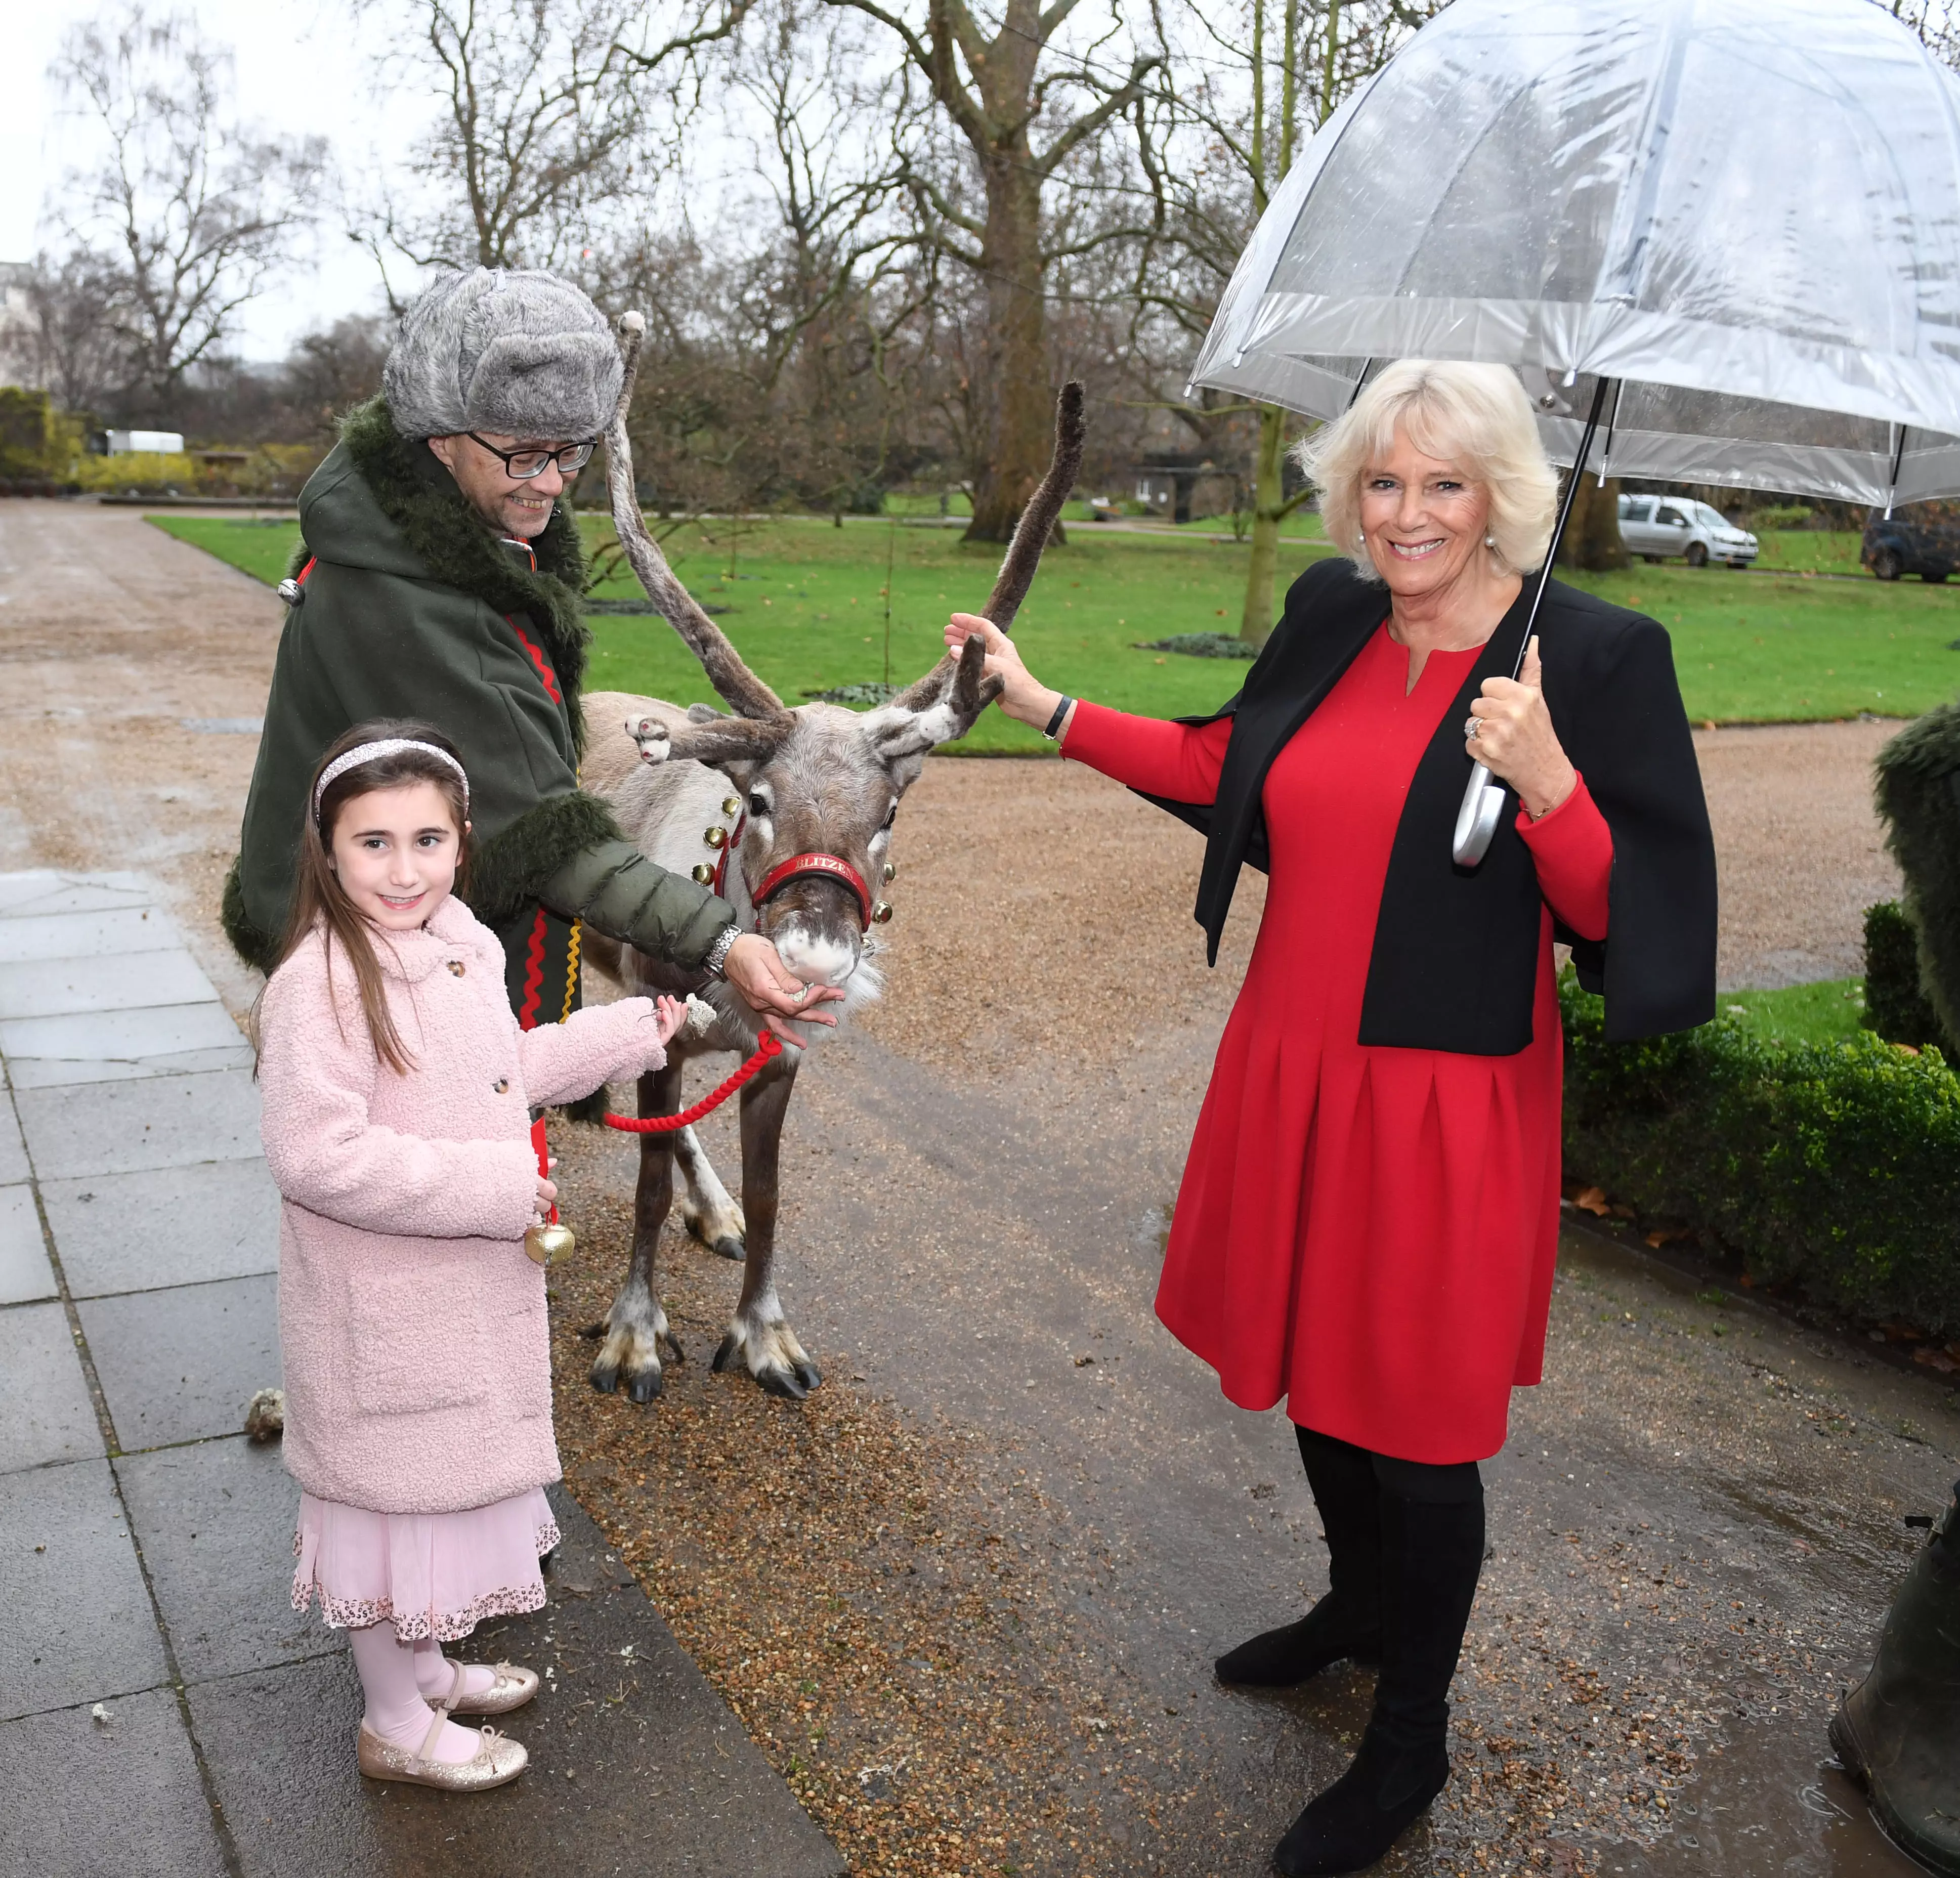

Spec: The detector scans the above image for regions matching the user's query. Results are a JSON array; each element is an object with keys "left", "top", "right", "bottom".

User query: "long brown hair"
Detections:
[{"left": 253, "top": 720, "right": 472, "bottom": 1076}]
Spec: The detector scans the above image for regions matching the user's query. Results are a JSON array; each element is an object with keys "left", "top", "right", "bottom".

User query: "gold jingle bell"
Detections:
[
  {"left": 722, "top": 796, "right": 742, "bottom": 817},
  {"left": 882, "top": 861, "right": 897, "bottom": 881},
  {"left": 691, "top": 862, "right": 716, "bottom": 884},
  {"left": 871, "top": 900, "right": 893, "bottom": 924},
  {"left": 703, "top": 825, "right": 728, "bottom": 849},
  {"left": 525, "top": 1220, "right": 576, "bottom": 1266}
]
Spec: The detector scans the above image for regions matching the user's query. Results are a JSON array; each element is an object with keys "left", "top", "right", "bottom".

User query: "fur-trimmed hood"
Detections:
[{"left": 301, "top": 397, "right": 594, "bottom": 754}]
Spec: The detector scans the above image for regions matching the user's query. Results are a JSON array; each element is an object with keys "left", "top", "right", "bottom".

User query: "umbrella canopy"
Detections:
[{"left": 1189, "top": 0, "right": 1960, "bottom": 506}]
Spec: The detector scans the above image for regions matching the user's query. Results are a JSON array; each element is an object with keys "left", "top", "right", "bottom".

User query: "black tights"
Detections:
[{"left": 1295, "top": 1423, "right": 1483, "bottom": 1506}]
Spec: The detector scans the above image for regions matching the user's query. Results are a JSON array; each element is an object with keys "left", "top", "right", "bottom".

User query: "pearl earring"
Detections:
[{"left": 1484, "top": 534, "right": 1497, "bottom": 548}]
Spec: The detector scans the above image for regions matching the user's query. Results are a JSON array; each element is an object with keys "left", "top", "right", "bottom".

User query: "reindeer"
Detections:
[{"left": 579, "top": 311, "right": 1085, "bottom": 1404}]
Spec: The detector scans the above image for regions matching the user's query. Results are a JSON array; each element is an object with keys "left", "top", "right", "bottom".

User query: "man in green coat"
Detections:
[{"left": 224, "top": 267, "right": 823, "bottom": 1037}]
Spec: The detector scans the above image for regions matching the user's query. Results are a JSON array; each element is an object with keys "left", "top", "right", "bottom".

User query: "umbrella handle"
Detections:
[
  {"left": 1449, "top": 374, "right": 1614, "bottom": 870},
  {"left": 1452, "top": 761, "right": 1507, "bottom": 866}
]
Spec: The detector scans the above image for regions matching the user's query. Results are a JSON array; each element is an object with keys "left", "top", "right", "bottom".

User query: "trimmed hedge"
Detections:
[
  {"left": 1560, "top": 972, "right": 1960, "bottom": 1340},
  {"left": 1862, "top": 899, "right": 1957, "bottom": 1054}
]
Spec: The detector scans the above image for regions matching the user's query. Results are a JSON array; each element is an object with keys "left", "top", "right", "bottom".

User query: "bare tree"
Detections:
[
  {"left": 356, "top": 0, "right": 754, "bottom": 289},
  {"left": 1140, "top": 0, "right": 1438, "bottom": 641},
  {"left": 3, "top": 249, "right": 134, "bottom": 415},
  {"left": 51, "top": 4, "right": 325, "bottom": 419},
  {"left": 817, "top": 0, "right": 1163, "bottom": 541}
]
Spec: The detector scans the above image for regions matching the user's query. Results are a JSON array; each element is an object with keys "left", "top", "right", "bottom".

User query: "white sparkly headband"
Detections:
[{"left": 313, "top": 739, "right": 470, "bottom": 822}]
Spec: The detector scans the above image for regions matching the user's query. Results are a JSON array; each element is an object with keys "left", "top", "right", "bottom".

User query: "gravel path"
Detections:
[
  {"left": 1693, "top": 721, "right": 1902, "bottom": 989},
  {"left": 4, "top": 498, "right": 1952, "bottom": 1877}
]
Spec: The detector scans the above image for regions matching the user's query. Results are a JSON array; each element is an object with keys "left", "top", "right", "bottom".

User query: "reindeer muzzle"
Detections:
[{"left": 751, "top": 853, "right": 874, "bottom": 929}]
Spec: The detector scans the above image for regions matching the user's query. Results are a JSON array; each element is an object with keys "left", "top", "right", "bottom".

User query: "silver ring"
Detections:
[{"left": 1464, "top": 715, "right": 1482, "bottom": 741}]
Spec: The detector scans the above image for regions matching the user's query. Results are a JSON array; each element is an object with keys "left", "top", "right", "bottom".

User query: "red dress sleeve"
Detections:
[
  {"left": 1060, "top": 701, "right": 1234, "bottom": 805},
  {"left": 1515, "top": 771, "right": 1613, "bottom": 941}
]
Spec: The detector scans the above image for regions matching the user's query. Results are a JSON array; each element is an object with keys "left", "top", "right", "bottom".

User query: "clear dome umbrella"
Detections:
[{"left": 1187, "top": 0, "right": 1960, "bottom": 861}]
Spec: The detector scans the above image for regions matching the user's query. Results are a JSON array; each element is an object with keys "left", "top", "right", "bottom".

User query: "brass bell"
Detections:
[
  {"left": 524, "top": 1220, "right": 576, "bottom": 1266},
  {"left": 871, "top": 900, "right": 893, "bottom": 923},
  {"left": 691, "top": 862, "right": 716, "bottom": 884},
  {"left": 882, "top": 862, "right": 897, "bottom": 882},
  {"left": 722, "top": 797, "right": 741, "bottom": 817},
  {"left": 703, "top": 825, "right": 728, "bottom": 849}
]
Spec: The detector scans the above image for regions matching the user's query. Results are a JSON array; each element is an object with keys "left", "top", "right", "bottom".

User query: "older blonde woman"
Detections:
[{"left": 946, "top": 361, "right": 1715, "bottom": 1875}]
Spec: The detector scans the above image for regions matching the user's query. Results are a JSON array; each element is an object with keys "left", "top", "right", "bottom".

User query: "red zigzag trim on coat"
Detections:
[
  {"left": 507, "top": 616, "right": 563, "bottom": 703},
  {"left": 518, "top": 908, "right": 547, "bottom": 1030}
]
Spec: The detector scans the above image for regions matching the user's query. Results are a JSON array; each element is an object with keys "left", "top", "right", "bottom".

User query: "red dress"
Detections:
[{"left": 1064, "top": 623, "right": 1614, "bottom": 1463}]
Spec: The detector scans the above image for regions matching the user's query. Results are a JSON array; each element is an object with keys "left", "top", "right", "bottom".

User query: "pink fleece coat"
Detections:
[{"left": 258, "top": 895, "right": 668, "bottom": 1515}]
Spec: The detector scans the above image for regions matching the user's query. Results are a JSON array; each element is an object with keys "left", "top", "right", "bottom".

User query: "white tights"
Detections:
[{"left": 347, "top": 1621, "right": 488, "bottom": 1764}]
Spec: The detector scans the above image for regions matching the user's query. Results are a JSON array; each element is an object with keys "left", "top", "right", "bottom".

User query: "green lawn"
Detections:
[
  {"left": 150, "top": 511, "right": 1960, "bottom": 744},
  {"left": 1751, "top": 529, "right": 1864, "bottom": 575},
  {"left": 1715, "top": 978, "right": 1869, "bottom": 1047}
]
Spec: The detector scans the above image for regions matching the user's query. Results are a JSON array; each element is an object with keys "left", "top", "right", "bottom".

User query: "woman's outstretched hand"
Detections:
[
  {"left": 944, "top": 613, "right": 1073, "bottom": 736},
  {"left": 1466, "top": 636, "right": 1578, "bottom": 820}
]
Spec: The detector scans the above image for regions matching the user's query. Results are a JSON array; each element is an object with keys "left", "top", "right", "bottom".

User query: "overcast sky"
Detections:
[{"left": 7, "top": 0, "right": 403, "bottom": 360}]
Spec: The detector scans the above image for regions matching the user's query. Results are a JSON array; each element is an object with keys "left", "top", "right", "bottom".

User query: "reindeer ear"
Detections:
[{"left": 686, "top": 702, "right": 727, "bottom": 723}]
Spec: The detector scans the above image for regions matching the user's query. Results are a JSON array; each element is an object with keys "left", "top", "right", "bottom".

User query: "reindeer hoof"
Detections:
[
  {"left": 662, "top": 1330, "right": 686, "bottom": 1364},
  {"left": 590, "top": 1355, "right": 622, "bottom": 1393},
  {"left": 757, "top": 1364, "right": 810, "bottom": 1401},
  {"left": 711, "top": 1334, "right": 737, "bottom": 1374},
  {"left": 626, "top": 1367, "right": 664, "bottom": 1404},
  {"left": 710, "top": 1234, "right": 744, "bottom": 1263},
  {"left": 794, "top": 1357, "right": 823, "bottom": 1392}
]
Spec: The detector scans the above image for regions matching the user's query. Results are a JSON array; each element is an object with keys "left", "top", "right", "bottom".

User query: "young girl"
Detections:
[{"left": 255, "top": 720, "right": 685, "bottom": 1792}]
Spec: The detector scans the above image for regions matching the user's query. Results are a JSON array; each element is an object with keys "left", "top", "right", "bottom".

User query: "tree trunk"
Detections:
[
  {"left": 1559, "top": 473, "right": 1630, "bottom": 572},
  {"left": 963, "top": 155, "right": 1053, "bottom": 544},
  {"left": 1240, "top": 402, "right": 1290, "bottom": 645}
]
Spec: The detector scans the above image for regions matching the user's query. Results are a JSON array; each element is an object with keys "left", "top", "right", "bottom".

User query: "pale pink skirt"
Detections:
[{"left": 290, "top": 1486, "right": 561, "bottom": 1642}]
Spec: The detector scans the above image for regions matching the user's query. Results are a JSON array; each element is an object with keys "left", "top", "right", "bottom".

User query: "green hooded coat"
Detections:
[{"left": 224, "top": 398, "right": 732, "bottom": 1021}]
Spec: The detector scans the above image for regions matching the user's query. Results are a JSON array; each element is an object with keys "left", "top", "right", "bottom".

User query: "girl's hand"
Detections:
[
  {"left": 535, "top": 1156, "right": 558, "bottom": 1219},
  {"left": 944, "top": 613, "right": 1071, "bottom": 734},
  {"left": 652, "top": 994, "right": 687, "bottom": 1047},
  {"left": 1465, "top": 637, "right": 1577, "bottom": 820}
]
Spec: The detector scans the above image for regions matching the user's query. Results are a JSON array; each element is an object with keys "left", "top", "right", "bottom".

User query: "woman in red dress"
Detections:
[{"left": 946, "top": 361, "right": 1715, "bottom": 1876}]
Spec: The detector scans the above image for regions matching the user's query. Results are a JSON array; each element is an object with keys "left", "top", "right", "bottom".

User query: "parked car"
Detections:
[
  {"left": 1617, "top": 494, "right": 1760, "bottom": 567},
  {"left": 1862, "top": 501, "right": 1960, "bottom": 582}
]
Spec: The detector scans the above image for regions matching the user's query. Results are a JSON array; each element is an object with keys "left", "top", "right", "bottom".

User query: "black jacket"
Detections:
[{"left": 1141, "top": 558, "right": 1717, "bottom": 1054}]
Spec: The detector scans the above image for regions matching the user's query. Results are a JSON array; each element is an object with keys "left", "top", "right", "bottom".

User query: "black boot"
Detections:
[
  {"left": 1273, "top": 1459, "right": 1485, "bottom": 1877},
  {"left": 1830, "top": 1481, "right": 1960, "bottom": 1876},
  {"left": 1217, "top": 1427, "right": 1384, "bottom": 1687}
]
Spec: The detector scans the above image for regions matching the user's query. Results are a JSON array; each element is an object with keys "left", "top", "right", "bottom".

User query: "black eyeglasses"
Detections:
[{"left": 465, "top": 434, "right": 596, "bottom": 479}]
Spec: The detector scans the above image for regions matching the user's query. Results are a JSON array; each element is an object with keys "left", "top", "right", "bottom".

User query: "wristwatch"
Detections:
[{"left": 702, "top": 923, "right": 741, "bottom": 980}]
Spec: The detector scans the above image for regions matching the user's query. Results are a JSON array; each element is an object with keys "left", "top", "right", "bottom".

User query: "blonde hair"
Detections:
[{"left": 1296, "top": 361, "right": 1559, "bottom": 581}]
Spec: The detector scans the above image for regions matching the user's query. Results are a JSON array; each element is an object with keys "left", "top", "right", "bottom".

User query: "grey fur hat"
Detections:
[{"left": 382, "top": 267, "right": 622, "bottom": 442}]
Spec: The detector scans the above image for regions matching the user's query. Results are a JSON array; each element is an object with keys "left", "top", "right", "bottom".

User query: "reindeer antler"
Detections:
[
  {"left": 888, "top": 381, "right": 1087, "bottom": 715},
  {"left": 606, "top": 313, "right": 788, "bottom": 722}
]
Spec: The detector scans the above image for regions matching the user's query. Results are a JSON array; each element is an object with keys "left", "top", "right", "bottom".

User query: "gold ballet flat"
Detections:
[
  {"left": 436, "top": 1657, "right": 539, "bottom": 1717},
  {"left": 356, "top": 1714, "right": 527, "bottom": 1791}
]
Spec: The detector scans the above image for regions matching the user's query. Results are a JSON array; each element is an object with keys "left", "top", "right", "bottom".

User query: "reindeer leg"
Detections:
[
  {"left": 710, "top": 1057, "right": 820, "bottom": 1399},
  {"left": 588, "top": 1059, "right": 685, "bottom": 1403},
  {"left": 673, "top": 1123, "right": 746, "bottom": 1261}
]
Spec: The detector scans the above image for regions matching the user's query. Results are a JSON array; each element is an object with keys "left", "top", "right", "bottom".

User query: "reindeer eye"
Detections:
[
  {"left": 748, "top": 791, "right": 769, "bottom": 819},
  {"left": 882, "top": 802, "right": 898, "bottom": 831}
]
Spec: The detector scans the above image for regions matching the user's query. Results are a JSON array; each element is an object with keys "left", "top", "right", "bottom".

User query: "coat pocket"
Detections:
[{"left": 347, "top": 1261, "right": 490, "bottom": 1418}]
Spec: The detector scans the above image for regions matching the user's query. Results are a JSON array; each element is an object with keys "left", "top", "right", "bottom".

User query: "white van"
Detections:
[{"left": 1617, "top": 494, "right": 1759, "bottom": 567}]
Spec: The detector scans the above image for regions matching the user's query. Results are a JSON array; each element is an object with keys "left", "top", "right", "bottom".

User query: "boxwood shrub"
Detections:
[
  {"left": 1861, "top": 899, "right": 1956, "bottom": 1054},
  {"left": 1560, "top": 972, "right": 1960, "bottom": 1339}
]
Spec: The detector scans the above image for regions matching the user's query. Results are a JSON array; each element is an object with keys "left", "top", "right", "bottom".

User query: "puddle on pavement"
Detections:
[{"left": 1614, "top": 1718, "right": 1924, "bottom": 1877}]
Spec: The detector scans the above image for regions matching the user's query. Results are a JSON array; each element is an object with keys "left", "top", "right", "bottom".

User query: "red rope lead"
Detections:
[{"left": 601, "top": 1030, "right": 784, "bottom": 1133}]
